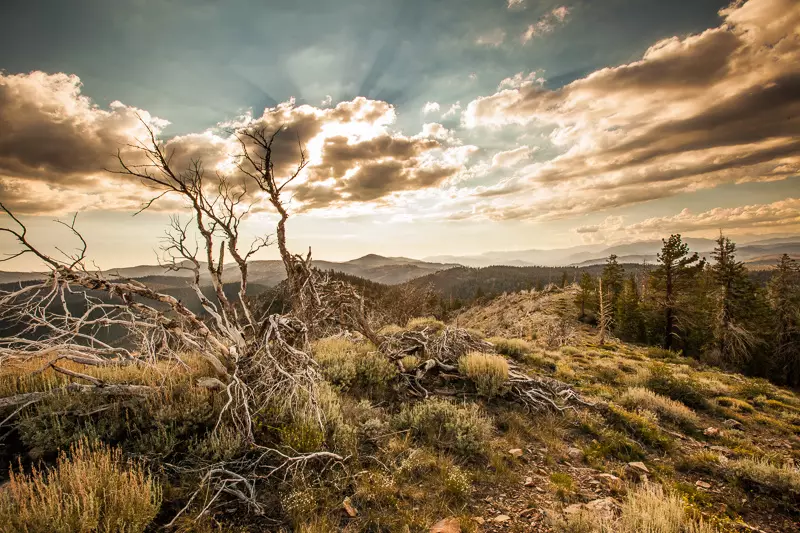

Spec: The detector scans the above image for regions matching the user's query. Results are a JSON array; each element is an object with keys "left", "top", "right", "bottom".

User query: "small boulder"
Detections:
[
  {"left": 695, "top": 480, "right": 712, "bottom": 489},
  {"left": 567, "top": 447, "right": 584, "bottom": 461},
  {"left": 628, "top": 461, "right": 649, "bottom": 474},
  {"left": 493, "top": 514, "right": 511, "bottom": 523},
  {"left": 430, "top": 518, "right": 460, "bottom": 533},
  {"left": 723, "top": 419, "right": 744, "bottom": 429},
  {"left": 509, "top": 448, "right": 524, "bottom": 458},
  {"left": 703, "top": 427, "right": 721, "bottom": 437},
  {"left": 524, "top": 476, "right": 535, "bottom": 487}
]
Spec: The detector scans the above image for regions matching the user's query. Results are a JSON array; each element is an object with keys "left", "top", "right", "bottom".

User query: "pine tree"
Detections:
[
  {"left": 616, "top": 273, "right": 645, "bottom": 342},
  {"left": 560, "top": 271, "right": 569, "bottom": 288},
  {"left": 602, "top": 255, "right": 625, "bottom": 311},
  {"left": 650, "top": 234, "right": 703, "bottom": 350},
  {"left": 711, "top": 233, "right": 755, "bottom": 364},
  {"left": 576, "top": 272, "right": 595, "bottom": 319},
  {"left": 768, "top": 254, "right": 800, "bottom": 386}
]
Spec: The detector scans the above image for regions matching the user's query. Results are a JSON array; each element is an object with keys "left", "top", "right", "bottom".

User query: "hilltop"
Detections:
[{"left": 3, "top": 284, "right": 798, "bottom": 532}]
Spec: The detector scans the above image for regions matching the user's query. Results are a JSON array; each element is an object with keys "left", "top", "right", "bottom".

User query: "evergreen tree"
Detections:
[
  {"left": 650, "top": 234, "right": 703, "bottom": 350},
  {"left": 598, "top": 278, "right": 612, "bottom": 345},
  {"left": 710, "top": 233, "right": 755, "bottom": 364},
  {"left": 616, "top": 273, "right": 645, "bottom": 342},
  {"left": 560, "top": 271, "right": 569, "bottom": 288},
  {"left": 768, "top": 254, "right": 800, "bottom": 386},
  {"left": 576, "top": 272, "right": 595, "bottom": 319},
  {"left": 601, "top": 255, "right": 625, "bottom": 321}
]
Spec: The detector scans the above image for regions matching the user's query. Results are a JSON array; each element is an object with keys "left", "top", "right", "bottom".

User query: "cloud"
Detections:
[
  {"left": 0, "top": 72, "right": 169, "bottom": 213},
  {"left": 0, "top": 73, "right": 466, "bottom": 215},
  {"left": 507, "top": 0, "right": 525, "bottom": 10},
  {"left": 521, "top": 6, "right": 571, "bottom": 43},
  {"left": 476, "top": 29, "right": 506, "bottom": 47},
  {"left": 491, "top": 146, "right": 534, "bottom": 168},
  {"left": 569, "top": 199, "right": 800, "bottom": 244},
  {"left": 462, "top": 0, "right": 800, "bottom": 219},
  {"left": 422, "top": 101, "right": 440, "bottom": 114},
  {"left": 628, "top": 199, "right": 800, "bottom": 235}
]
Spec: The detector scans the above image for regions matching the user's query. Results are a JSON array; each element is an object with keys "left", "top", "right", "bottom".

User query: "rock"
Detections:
[
  {"left": 723, "top": 419, "right": 744, "bottom": 429},
  {"left": 472, "top": 517, "right": 485, "bottom": 525},
  {"left": 628, "top": 461, "right": 650, "bottom": 474},
  {"left": 695, "top": 480, "right": 712, "bottom": 489},
  {"left": 585, "top": 497, "right": 618, "bottom": 519},
  {"left": 597, "top": 473, "right": 622, "bottom": 491},
  {"left": 524, "top": 476, "right": 535, "bottom": 487},
  {"left": 564, "top": 504, "right": 584, "bottom": 515},
  {"left": 493, "top": 514, "right": 511, "bottom": 523},
  {"left": 196, "top": 377, "right": 226, "bottom": 391},
  {"left": 508, "top": 448, "right": 524, "bottom": 458},
  {"left": 430, "top": 518, "right": 460, "bottom": 533},
  {"left": 704, "top": 427, "right": 721, "bottom": 437},
  {"left": 343, "top": 497, "right": 358, "bottom": 517},
  {"left": 567, "top": 447, "right": 584, "bottom": 461}
]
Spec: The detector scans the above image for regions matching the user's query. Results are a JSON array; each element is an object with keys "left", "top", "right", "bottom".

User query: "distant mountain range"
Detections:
[
  {"left": 424, "top": 237, "right": 800, "bottom": 268},
  {"left": 0, "top": 254, "right": 459, "bottom": 287},
  {"left": 3, "top": 236, "right": 798, "bottom": 290}
]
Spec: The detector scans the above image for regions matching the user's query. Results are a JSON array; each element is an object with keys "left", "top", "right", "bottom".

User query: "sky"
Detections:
[{"left": 0, "top": 0, "right": 798, "bottom": 269}]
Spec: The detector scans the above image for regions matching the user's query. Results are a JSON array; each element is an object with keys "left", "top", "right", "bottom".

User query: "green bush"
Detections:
[
  {"left": 391, "top": 398, "right": 492, "bottom": 459},
  {"left": 0, "top": 440, "right": 161, "bottom": 533},
  {"left": 645, "top": 364, "right": 708, "bottom": 410},
  {"left": 606, "top": 403, "right": 672, "bottom": 450},
  {"left": 313, "top": 337, "right": 397, "bottom": 395}
]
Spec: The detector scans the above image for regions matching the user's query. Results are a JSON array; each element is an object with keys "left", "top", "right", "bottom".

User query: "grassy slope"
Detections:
[
  {"left": 1, "top": 286, "right": 798, "bottom": 532},
  {"left": 453, "top": 287, "right": 800, "bottom": 532}
]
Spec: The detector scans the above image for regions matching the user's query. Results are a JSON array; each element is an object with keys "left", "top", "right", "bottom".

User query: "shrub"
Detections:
[
  {"left": 606, "top": 403, "right": 672, "bottom": 450},
  {"left": 620, "top": 387, "right": 700, "bottom": 430},
  {"left": 715, "top": 396, "right": 754, "bottom": 413},
  {"left": 313, "top": 337, "right": 396, "bottom": 394},
  {"left": 646, "top": 364, "right": 708, "bottom": 410},
  {"left": 728, "top": 457, "right": 800, "bottom": 496},
  {"left": 400, "top": 355, "right": 421, "bottom": 371},
  {"left": 676, "top": 451, "right": 721, "bottom": 475},
  {"left": 549, "top": 472, "right": 575, "bottom": 500},
  {"left": 0, "top": 440, "right": 161, "bottom": 533},
  {"left": 646, "top": 347, "right": 678, "bottom": 359},
  {"left": 391, "top": 398, "right": 492, "bottom": 458},
  {"left": 488, "top": 337, "right": 532, "bottom": 359},
  {"left": 458, "top": 352, "right": 509, "bottom": 397},
  {"left": 406, "top": 316, "right": 445, "bottom": 332},
  {"left": 584, "top": 428, "right": 645, "bottom": 463}
]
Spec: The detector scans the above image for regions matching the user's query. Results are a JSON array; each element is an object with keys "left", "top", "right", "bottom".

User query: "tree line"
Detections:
[{"left": 577, "top": 234, "right": 800, "bottom": 386}]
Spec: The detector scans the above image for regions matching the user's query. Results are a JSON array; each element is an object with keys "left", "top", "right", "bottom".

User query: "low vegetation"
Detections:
[
  {"left": 0, "top": 440, "right": 161, "bottom": 533},
  {"left": 458, "top": 352, "right": 509, "bottom": 397}
]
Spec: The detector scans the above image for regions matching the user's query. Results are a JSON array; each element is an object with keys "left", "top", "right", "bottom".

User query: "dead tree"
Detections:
[
  {"left": 597, "top": 278, "right": 612, "bottom": 345},
  {"left": 0, "top": 121, "right": 344, "bottom": 522}
]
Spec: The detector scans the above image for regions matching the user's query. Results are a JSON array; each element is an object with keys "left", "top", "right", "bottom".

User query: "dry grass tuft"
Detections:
[
  {"left": 458, "top": 352, "right": 509, "bottom": 397},
  {"left": 0, "top": 439, "right": 161, "bottom": 533},
  {"left": 488, "top": 337, "right": 533, "bottom": 359},
  {"left": 560, "top": 482, "right": 715, "bottom": 532},
  {"left": 729, "top": 457, "right": 800, "bottom": 495},
  {"left": 406, "top": 316, "right": 446, "bottom": 332},
  {"left": 620, "top": 387, "right": 700, "bottom": 430}
]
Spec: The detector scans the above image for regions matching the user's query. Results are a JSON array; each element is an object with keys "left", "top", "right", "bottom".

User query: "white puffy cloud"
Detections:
[{"left": 422, "top": 101, "right": 440, "bottom": 114}]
